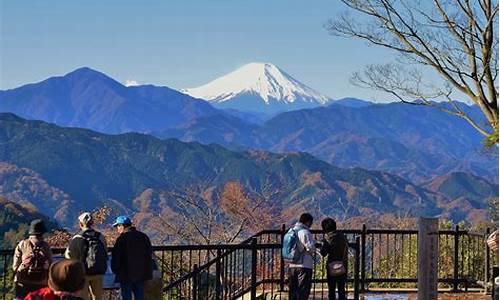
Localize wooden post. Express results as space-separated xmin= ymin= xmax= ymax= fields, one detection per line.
xmin=418 ymin=217 xmax=438 ymax=300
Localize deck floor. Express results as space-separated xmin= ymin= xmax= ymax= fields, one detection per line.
xmin=359 ymin=293 xmax=491 ymax=300
xmin=256 ymin=291 xmax=492 ymax=300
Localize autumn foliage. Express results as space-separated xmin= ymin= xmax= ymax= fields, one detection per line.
xmin=46 ymin=206 xmax=117 ymax=248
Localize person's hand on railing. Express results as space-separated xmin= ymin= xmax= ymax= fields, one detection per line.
xmin=313 ymin=249 xmax=323 ymax=265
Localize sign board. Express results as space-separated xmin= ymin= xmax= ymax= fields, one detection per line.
xmin=418 ymin=217 xmax=438 ymax=300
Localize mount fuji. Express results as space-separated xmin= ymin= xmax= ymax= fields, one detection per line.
xmin=184 ymin=63 xmax=332 ymax=113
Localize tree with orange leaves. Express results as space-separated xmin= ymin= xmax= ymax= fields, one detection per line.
xmin=143 ymin=181 xmax=281 ymax=245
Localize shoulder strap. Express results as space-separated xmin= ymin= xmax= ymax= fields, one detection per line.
xmin=82 ymin=229 xmax=101 ymax=239
xmin=293 ymin=227 xmax=306 ymax=235
xmin=73 ymin=234 xmax=87 ymax=244
xmin=22 ymin=238 xmax=30 ymax=249
xmin=81 ymin=229 xmax=91 ymax=237
xmin=26 ymin=239 xmax=37 ymax=251
xmin=72 ymin=234 xmax=90 ymax=255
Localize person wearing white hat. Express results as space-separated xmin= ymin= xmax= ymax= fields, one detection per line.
xmin=65 ymin=212 xmax=108 ymax=300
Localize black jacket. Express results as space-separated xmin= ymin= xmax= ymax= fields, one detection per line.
xmin=65 ymin=229 xmax=107 ymax=263
xmin=320 ymin=232 xmax=348 ymax=268
xmin=111 ymin=227 xmax=152 ymax=283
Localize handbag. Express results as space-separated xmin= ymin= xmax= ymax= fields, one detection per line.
xmin=327 ymin=261 xmax=346 ymax=276
xmin=487 ymin=230 xmax=499 ymax=251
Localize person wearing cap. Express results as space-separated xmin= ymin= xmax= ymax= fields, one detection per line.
xmin=12 ymin=219 xmax=53 ymax=300
xmin=25 ymin=259 xmax=86 ymax=300
xmin=111 ymin=216 xmax=152 ymax=300
xmin=65 ymin=212 xmax=108 ymax=300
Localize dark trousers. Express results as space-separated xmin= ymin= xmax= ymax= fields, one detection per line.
xmin=327 ymin=274 xmax=346 ymax=300
xmin=14 ymin=282 xmax=44 ymax=299
xmin=493 ymin=266 xmax=499 ymax=300
xmin=120 ymin=281 xmax=145 ymax=300
xmin=288 ymin=267 xmax=312 ymax=300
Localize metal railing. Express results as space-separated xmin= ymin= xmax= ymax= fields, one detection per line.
xmin=358 ymin=225 xmax=495 ymax=291
xmin=0 ymin=225 xmax=495 ymax=300
xmin=162 ymin=230 xmax=361 ymax=300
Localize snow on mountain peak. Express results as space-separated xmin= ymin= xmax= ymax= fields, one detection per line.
xmin=184 ymin=63 xmax=331 ymax=105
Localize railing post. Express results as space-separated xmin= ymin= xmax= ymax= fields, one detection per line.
xmin=2 ymin=253 xmax=8 ymax=300
xmin=215 ymin=249 xmax=222 ymax=299
xmin=251 ymin=238 xmax=258 ymax=300
xmin=354 ymin=236 xmax=360 ymax=300
xmin=192 ymin=264 xmax=198 ymax=300
xmin=361 ymin=224 xmax=366 ymax=293
xmin=280 ymin=223 xmax=286 ymax=292
xmin=453 ymin=224 xmax=460 ymax=292
xmin=485 ymin=227 xmax=491 ymax=294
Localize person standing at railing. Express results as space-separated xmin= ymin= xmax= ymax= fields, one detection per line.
xmin=65 ymin=212 xmax=108 ymax=300
xmin=12 ymin=219 xmax=53 ymax=300
xmin=286 ymin=213 xmax=316 ymax=300
xmin=320 ymin=218 xmax=348 ymax=300
xmin=110 ymin=216 xmax=152 ymax=300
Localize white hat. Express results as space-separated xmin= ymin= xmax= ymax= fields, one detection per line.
xmin=78 ymin=212 xmax=92 ymax=225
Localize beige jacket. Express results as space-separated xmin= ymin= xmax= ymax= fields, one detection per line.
xmin=12 ymin=236 xmax=53 ymax=284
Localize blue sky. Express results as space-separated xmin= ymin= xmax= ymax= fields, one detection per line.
xmin=2 ymin=0 xmax=413 ymax=101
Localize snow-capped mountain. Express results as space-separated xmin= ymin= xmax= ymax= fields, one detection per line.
xmin=184 ymin=63 xmax=332 ymax=113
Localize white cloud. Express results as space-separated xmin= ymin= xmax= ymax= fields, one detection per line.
xmin=125 ymin=79 xmax=140 ymax=87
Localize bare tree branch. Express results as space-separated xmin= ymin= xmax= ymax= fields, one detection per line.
xmin=327 ymin=0 xmax=498 ymax=143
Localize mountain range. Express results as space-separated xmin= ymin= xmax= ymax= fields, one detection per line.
xmin=422 ymin=172 xmax=497 ymax=223
xmin=0 ymin=67 xmax=496 ymax=185
xmin=0 ymin=67 xmax=222 ymax=134
xmin=2 ymin=113 xmax=495 ymax=229
xmin=159 ymin=102 xmax=497 ymax=183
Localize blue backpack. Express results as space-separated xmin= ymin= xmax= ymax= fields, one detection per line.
xmin=282 ymin=228 xmax=303 ymax=263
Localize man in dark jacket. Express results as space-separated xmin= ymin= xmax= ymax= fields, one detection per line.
xmin=111 ymin=216 xmax=152 ymax=300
